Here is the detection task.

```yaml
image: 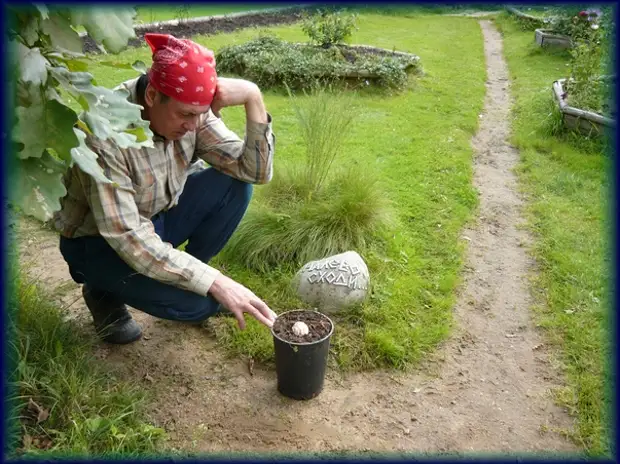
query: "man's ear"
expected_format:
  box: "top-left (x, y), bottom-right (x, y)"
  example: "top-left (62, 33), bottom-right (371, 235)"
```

top-left (144, 83), bottom-right (157, 107)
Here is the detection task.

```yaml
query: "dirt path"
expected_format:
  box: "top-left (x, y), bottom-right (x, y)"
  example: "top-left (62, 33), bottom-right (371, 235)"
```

top-left (18, 21), bottom-right (578, 455)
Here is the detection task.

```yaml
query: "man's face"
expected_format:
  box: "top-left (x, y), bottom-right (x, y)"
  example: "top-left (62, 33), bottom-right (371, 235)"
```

top-left (145, 84), bottom-right (210, 141)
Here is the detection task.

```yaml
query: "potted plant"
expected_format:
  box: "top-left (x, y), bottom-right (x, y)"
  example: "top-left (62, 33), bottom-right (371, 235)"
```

top-left (271, 309), bottom-right (334, 400)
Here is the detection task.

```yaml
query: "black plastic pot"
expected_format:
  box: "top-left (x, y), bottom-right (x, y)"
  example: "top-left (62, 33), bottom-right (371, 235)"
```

top-left (271, 310), bottom-right (334, 400)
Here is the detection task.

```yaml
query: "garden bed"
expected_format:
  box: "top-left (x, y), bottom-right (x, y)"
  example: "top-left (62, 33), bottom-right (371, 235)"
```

top-left (535, 28), bottom-right (572, 49)
top-left (80, 7), bottom-right (309, 54)
top-left (215, 37), bottom-right (420, 90)
top-left (552, 77), bottom-right (616, 136)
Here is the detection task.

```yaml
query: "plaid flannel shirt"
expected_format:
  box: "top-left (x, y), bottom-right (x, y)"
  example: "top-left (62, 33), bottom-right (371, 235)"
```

top-left (54, 76), bottom-right (274, 296)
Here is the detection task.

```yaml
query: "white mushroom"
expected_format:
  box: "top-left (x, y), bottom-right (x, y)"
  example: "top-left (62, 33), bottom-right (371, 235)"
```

top-left (292, 321), bottom-right (309, 337)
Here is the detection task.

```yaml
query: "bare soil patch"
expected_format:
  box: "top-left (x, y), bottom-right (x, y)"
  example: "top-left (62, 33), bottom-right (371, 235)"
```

top-left (19, 20), bottom-right (579, 455)
top-left (81, 10), bottom-right (305, 54)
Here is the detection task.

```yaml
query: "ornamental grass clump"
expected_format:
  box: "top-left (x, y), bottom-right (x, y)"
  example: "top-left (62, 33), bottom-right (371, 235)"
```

top-left (219, 86), bottom-right (395, 271)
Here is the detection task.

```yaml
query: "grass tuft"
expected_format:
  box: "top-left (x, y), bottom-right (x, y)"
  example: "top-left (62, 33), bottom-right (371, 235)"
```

top-left (6, 273), bottom-right (165, 457)
top-left (220, 87), bottom-right (395, 272)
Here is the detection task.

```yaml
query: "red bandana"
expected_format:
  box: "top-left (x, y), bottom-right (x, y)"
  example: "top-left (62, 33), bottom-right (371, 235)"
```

top-left (144, 33), bottom-right (217, 106)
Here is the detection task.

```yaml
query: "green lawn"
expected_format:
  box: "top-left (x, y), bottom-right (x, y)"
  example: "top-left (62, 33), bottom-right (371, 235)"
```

top-left (84, 13), bottom-right (486, 371)
top-left (493, 12), bottom-right (612, 457)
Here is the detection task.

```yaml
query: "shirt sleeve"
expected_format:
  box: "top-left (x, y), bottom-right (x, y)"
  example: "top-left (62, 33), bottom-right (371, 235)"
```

top-left (193, 111), bottom-right (275, 184)
top-left (76, 138), bottom-right (221, 296)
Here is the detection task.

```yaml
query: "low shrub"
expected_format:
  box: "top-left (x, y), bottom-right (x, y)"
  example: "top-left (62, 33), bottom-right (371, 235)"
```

top-left (556, 8), bottom-right (614, 118)
top-left (300, 9), bottom-right (358, 48)
top-left (215, 36), bottom-right (420, 91)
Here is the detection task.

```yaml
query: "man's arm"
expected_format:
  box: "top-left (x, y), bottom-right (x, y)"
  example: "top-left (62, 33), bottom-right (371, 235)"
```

top-left (193, 78), bottom-right (274, 185)
top-left (79, 133), bottom-right (277, 329)
top-left (77, 139), bottom-right (222, 297)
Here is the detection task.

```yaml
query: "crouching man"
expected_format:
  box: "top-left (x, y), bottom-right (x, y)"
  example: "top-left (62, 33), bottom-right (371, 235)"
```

top-left (54, 33), bottom-right (277, 344)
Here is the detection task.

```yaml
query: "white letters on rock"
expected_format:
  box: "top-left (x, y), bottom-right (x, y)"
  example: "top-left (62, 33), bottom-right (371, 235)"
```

top-left (294, 251), bottom-right (370, 313)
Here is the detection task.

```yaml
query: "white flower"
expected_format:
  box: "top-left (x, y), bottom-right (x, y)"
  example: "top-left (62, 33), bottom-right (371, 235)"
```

top-left (591, 24), bottom-right (599, 30)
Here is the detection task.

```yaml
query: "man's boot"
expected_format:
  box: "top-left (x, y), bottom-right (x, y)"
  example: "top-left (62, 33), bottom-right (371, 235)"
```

top-left (82, 285), bottom-right (142, 344)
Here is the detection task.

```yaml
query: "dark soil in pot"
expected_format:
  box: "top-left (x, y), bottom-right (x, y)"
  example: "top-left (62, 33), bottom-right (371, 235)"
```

top-left (272, 310), bottom-right (332, 344)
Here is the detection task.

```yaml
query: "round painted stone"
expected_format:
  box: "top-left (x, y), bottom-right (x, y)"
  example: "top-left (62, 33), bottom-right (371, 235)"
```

top-left (293, 251), bottom-right (370, 313)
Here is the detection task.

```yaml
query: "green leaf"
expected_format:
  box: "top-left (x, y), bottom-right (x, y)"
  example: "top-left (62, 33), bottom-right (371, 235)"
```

top-left (14, 94), bottom-right (79, 161)
top-left (85, 416), bottom-right (103, 433)
top-left (70, 128), bottom-right (113, 184)
top-left (20, 15), bottom-right (40, 46)
top-left (15, 42), bottom-right (49, 86)
top-left (65, 59), bottom-right (90, 73)
top-left (132, 60), bottom-right (147, 73)
top-left (97, 59), bottom-right (145, 74)
top-left (70, 8), bottom-right (136, 54)
top-left (35, 3), bottom-right (49, 19)
top-left (41, 12), bottom-right (83, 54)
top-left (124, 126), bottom-right (150, 143)
top-left (13, 151), bottom-right (67, 222)
top-left (49, 67), bottom-right (154, 148)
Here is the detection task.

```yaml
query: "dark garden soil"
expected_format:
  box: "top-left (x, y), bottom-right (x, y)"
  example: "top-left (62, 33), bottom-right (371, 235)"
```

top-left (272, 310), bottom-right (332, 344)
top-left (81, 9), bottom-right (306, 54)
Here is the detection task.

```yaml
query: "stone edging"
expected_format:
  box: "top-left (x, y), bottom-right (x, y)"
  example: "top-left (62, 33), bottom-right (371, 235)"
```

top-left (535, 28), bottom-right (572, 48)
top-left (552, 77), bottom-right (616, 133)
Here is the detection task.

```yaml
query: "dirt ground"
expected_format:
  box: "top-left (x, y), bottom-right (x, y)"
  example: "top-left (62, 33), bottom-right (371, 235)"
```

top-left (19, 20), bottom-right (579, 455)
top-left (81, 10), bottom-right (304, 54)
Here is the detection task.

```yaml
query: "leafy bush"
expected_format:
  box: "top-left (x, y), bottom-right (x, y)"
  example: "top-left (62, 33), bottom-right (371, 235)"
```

top-left (215, 36), bottom-right (420, 91)
top-left (564, 43), bottom-right (606, 114)
top-left (8, 5), bottom-right (151, 223)
top-left (555, 8), bottom-right (615, 117)
top-left (219, 87), bottom-right (394, 271)
top-left (549, 8), bottom-right (603, 42)
top-left (301, 9), bottom-right (358, 48)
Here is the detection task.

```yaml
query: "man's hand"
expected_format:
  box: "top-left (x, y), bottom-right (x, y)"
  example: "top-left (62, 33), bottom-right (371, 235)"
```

top-left (208, 274), bottom-right (277, 329)
top-left (210, 77), bottom-right (268, 124)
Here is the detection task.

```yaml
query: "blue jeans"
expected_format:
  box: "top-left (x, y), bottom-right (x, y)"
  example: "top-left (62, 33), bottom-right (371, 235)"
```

top-left (59, 168), bottom-right (252, 322)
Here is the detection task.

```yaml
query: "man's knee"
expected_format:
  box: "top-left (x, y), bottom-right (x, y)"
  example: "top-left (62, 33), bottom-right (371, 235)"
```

top-left (132, 292), bottom-right (221, 323)
top-left (229, 178), bottom-right (253, 209)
